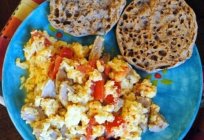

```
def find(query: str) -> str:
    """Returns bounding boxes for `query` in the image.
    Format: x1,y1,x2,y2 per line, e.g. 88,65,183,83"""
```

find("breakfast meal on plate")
116,0,198,73
48,0,126,37
17,30,168,140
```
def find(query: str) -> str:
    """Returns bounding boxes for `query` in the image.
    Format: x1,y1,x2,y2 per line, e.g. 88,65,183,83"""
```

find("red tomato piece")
104,116,124,134
104,65,111,76
86,124,92,140
104,95,115,104
86,117,97,140
97,136,107,140
76,59,98,74
44,38,51,46
92,80,105,101
114,82,121,94
89,117,97,126
48,55,62,80
88,59,97,68
59,47,74,59
50,54,57,61
76,64,94,74
48,61,55,79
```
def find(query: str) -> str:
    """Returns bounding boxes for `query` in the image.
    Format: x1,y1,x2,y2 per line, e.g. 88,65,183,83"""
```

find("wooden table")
0,0,203,140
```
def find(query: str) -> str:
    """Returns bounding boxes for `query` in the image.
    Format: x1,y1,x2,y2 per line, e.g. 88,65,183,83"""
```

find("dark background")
0,0,203,140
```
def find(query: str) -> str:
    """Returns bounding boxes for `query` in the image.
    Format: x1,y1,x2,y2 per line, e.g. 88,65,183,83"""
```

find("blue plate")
2,1,203,140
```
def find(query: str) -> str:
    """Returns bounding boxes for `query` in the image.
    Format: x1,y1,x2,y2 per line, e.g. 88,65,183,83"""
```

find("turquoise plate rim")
2,1,203,140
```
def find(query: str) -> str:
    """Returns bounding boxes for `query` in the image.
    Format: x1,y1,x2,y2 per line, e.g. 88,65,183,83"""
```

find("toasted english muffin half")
116,0,198,73
49,0,126,37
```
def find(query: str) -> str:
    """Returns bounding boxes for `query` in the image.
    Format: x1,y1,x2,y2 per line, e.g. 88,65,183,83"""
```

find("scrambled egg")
88,101,114,124
18,30,168,140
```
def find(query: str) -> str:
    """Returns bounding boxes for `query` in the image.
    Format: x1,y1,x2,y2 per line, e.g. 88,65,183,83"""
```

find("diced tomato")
44,38,51,46
76,59,98,74
104,116,124,134
86,117,97,140
102,73,108,82
104,95,115,104
48,55,63,80
48,61,55,79
88,59,97,68
112,116,124,126
50,54,57,61
89,117,97,125
97,136,107,140
114,82,121,94
113,109,122,116
92,80,105,101
59,47,74,59
104,65,111,76
86,123,93,140
86,125,92,140
76,64,94,74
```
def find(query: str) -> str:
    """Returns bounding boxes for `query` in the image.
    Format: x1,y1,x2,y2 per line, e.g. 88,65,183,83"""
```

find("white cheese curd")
67,80,93,104
34,96,42,107
35,49,52,64
39,128,61,140
67,69,85,84
107,56,131,82
65,104,88,128
121,70,140,89
47,115,65,129
104,80,118,98
69,125,87,135
60,60,85,84
94,112,114,124
33,121,62,140
111,124,125,138
92,125,105,138
103,104,115,112
135,79,157,98
121,100,148,139
88,101,115,124
40,98,60,117
89,69,103,82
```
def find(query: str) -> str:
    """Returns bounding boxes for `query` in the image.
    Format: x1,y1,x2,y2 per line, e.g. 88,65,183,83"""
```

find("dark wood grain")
0,1,22,139
196,19,204,63
0,105,22,140
0,0,12,30
0,0,203,140
0,0,20,30
186,0,204,64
